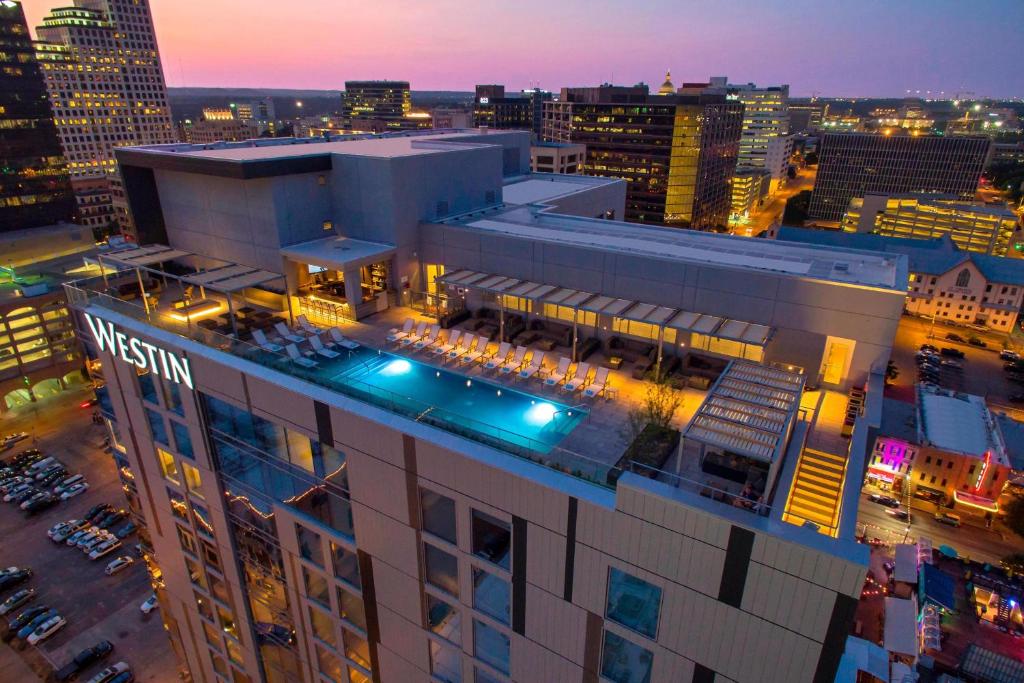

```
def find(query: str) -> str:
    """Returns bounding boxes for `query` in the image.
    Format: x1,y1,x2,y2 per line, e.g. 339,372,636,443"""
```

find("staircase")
782,447,847,535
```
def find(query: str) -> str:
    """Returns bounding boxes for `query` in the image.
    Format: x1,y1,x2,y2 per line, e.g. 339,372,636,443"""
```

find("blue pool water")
323,346,587,454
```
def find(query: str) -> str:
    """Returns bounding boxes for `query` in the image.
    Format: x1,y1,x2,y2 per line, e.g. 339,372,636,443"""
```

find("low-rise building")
530,141,584,174
730,170,768,221
776,227,1024,333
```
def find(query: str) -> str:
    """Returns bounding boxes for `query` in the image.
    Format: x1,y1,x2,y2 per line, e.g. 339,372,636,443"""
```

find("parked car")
85,504,114,524
945,333,965,343
940,347,965,358
86,662,130,683
16,608,57,640
0,432,28,451
0,477,27,494
7,605,47,635
868,493,900,508
9,486,38,504
37,469,68,488
49,519,87,541
24,494,59,515
81,533,113,553
3,483,33,502
24,456,56,475
35,465,67,482
139,594,158,614
0,588,36,615
940,359,963,370
19,491,48,510
54,640,114,681
27,614,67,645
0,569,33,592
968,337,987,348
935,511,961,527
75,529,104,549
114,522,137,539
920,343,938,352
90,539,122,560
107,671,134,683
104,556,134,576
54,474,84,494
98,510,126,530
60,483,89,500
1000,350,1020,362
8,450,42,470
66,528,96,547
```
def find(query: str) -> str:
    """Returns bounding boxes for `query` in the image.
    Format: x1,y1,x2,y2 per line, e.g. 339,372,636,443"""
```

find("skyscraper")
544,85,743,229
808,132,991,221
342,80,418,132
33,0,175,234
0,0,75,232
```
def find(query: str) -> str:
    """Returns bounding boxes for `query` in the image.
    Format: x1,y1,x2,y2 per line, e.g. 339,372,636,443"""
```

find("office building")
807,133,991,221
431,108,474,130
764,136,794,194
728,83,790,179
788,103,826,133
473,86,552,137
184,108,257,145
544,85,744,229
65,129,910,683
71,176,116,231
841,193,1019,256
530,142,585,174
730,171,767,220
0,0,76,232
777,227,1024,333
342,81,424,132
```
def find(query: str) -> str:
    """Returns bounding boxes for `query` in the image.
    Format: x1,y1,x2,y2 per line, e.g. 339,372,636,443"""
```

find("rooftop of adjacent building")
916,384,1009,465
0,225,112,304
776,227,1024,286
855,193,1020,220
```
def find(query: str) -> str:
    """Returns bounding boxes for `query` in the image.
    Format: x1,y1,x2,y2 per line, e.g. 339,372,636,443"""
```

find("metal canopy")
578,295,615,314
184,264,253,286
102,245,193,268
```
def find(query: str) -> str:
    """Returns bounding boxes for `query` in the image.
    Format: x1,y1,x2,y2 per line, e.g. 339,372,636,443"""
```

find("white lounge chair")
274,322,305,344
563,363,592,393
583,367,610,398
434,330,460,356
461,336,487,365
285,343,317,368
387,318,414,343
414,324,441,351
252,329,282,352
327,327,360,350
296,314,318,334
448,333,474,361
543,357,572,387
309,335,340,359
484,342,512,370
400,321,427,347
499,346,528,374
518,352,545,380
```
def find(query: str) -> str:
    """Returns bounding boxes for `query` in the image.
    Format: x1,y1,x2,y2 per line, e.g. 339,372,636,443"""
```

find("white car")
3,483,32,502
27,614,66,645
51,520,88,542
20,492,47,510
81,533,113,553
53,474,84,494
60,483,89,500
89,539,121,560
140,594,159,614
0,432,28,451
86,662,130,683
105,556,134,575
66,528,97,546
47,521,70,537
76,530,104,549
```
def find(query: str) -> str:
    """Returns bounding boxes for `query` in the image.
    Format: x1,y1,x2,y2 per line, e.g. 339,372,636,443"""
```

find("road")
730,166,816,237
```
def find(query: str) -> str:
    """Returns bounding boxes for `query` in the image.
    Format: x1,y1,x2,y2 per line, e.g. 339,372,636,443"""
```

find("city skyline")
20,0,1024,98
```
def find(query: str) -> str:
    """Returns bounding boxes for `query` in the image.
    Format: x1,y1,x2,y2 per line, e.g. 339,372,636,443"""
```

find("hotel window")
157,448,179,483
192,502,214,538
297,524,324,566
473,566,510,625
309,605,336,647
171,421,194,459
600,630,653,683
146,407,168,445
331,542,361,589
475,669,504,683
162,378,183,416
427,594,462,645
429,640,462,683
471,510,511,570
424,543,459,597
343,627,371,669
182,461,203,498
138,371,158,404
304,567,331,607
606,568,662,639
177,525,197,556
421,488,457,544
316,643,343,681
168,487,188,521
473,619,510,675
337,586,367,632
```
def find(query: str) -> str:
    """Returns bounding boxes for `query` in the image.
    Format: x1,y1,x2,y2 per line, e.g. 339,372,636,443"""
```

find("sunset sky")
20,0,1024,97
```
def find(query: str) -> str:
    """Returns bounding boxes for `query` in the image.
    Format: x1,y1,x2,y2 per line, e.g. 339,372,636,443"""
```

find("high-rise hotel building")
33,0,175,232
69,130,907,683
807,132,991,222
728,83,791,195
543,85,743,230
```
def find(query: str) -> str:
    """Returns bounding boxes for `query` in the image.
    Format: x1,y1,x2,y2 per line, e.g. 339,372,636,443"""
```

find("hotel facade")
67,130,908,683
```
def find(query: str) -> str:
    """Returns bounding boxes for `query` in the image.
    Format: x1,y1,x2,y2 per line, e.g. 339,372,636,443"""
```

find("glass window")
172,421,194,459
475,668,503,683
473,619,509,675
138,371,158,404
225,637,243,667
342,628,371,669
606,568,662,639
163,379,183,416
472,567,510,625
146,407,168,445
421,488,457,544
191,503,214,538
303,567,330,606
429,640,462,683
210,651,228,679
600,630,653,683
209,572,231,606
203,620,222,648
471,510,510,570
217,605,238,639
296,523,324,566
157,448,179,483
316,644,344,683
348,666,371,683
337,587,366,632
331,542,361,589
186,556,207,590
309,605,337,648
182,461,204,498
177,525,197,555
196,592,215,622
203,542,222,573
424,544,459,597
168,487,188,521
426,594,461,645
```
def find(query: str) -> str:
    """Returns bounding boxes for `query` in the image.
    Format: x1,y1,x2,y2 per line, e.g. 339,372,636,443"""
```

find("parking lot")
0,390,179,682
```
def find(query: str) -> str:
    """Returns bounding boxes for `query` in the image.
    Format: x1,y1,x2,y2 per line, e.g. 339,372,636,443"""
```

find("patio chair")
309,335,340,359
460,335,487,365
499,346,528,375
434,330,461,356
413,324,441,351
447,332,473,361
484,342,512,370
386,318,414,343
285,343,318,368
543,357,571,387
327,327,360,350
583,367,611,398
252,329,282,353
274,322,305,344
562,362,592,393
400,321,427,347
296,314,319,334
518,352,545,380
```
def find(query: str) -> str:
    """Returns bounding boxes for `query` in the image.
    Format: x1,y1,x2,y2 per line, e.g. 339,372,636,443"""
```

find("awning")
280,236,395,271
883,597,918,657
102,245,193,268
665,310,724,335
920,563,956,611
506,281,555,299
894,544,918,584
182,265,281,292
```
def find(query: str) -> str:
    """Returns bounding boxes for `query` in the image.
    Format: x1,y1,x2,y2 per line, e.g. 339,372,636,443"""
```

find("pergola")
97,245,286,337
435,268,775,365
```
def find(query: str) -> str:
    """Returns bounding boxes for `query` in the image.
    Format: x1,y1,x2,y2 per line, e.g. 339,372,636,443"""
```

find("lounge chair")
448,333,473,361
252,329,282,353
400,321,427,347
583,367,610,398
563,363,592,393
327,327,360,350
274,322,305,344
461,336,487,365
543,357,572,387
434,330,461,356
309,335,340,359
484,342,512,370
296,314,318,334
414,324,441,351
499,346,528,374
518,352,545,380
387,318,414,343
285,343,318,368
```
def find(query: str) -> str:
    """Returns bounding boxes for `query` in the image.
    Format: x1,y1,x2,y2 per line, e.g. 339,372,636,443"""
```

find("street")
730,165,816,236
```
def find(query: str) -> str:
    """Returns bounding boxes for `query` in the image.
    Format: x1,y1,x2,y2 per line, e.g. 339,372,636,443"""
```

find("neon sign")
974,451,991,492
84,312,193,389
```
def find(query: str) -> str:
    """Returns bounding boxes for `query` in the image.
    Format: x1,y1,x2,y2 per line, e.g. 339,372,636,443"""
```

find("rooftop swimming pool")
321,345,588,454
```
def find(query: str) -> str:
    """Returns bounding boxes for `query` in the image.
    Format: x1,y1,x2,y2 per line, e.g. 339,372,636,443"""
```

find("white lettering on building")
83,312,194,390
